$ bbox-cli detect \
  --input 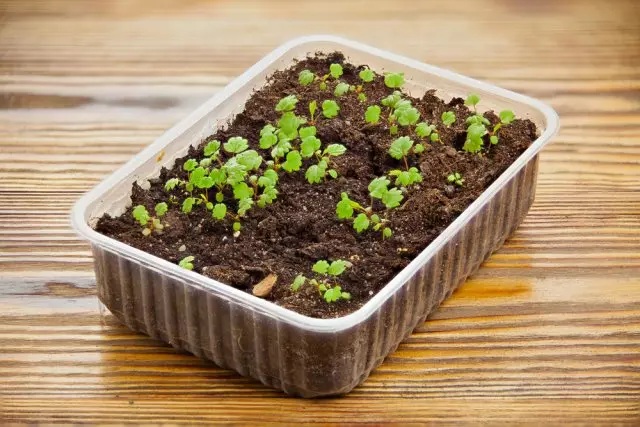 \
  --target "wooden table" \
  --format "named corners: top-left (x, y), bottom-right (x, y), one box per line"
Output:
top-left (1, 0), bottom-right (639, 424)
